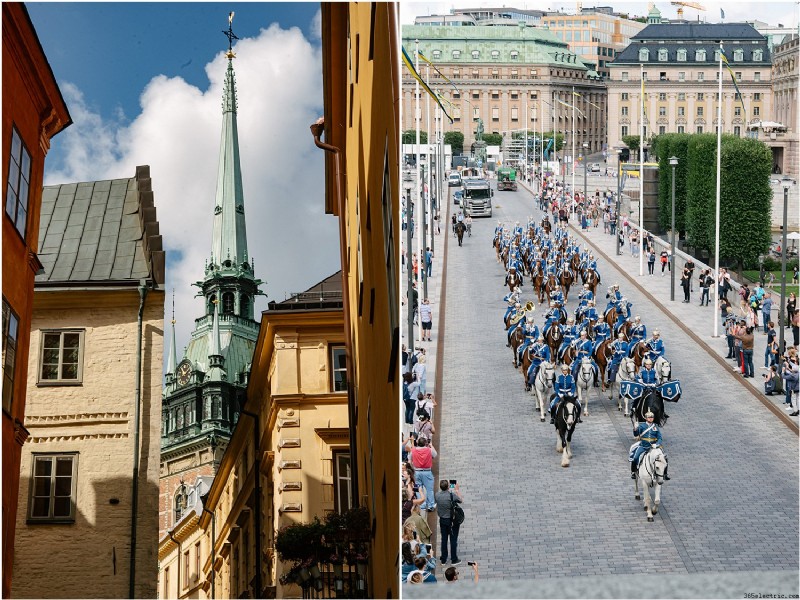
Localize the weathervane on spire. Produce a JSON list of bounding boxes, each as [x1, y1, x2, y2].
[[171, 288, 176, 325], [223, 12, 239, 59]]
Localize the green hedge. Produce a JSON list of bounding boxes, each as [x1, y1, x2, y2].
[[656, 134, 690, 234], [685, 133, 718, 251]]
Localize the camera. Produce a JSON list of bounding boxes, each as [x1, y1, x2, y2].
[[467, 561, 476, 566], [449, 479, 457, 488], [425, 544, 432, 554]]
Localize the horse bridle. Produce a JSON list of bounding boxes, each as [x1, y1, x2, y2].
[[643, 449, 666, 485]]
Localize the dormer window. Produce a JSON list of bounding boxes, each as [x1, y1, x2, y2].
[[511, 50, 519, 60], [491, 50, 500, 59], [753, 49, 763, 61], [677, 48, 687, 62], [432, 50, 441, 59], [714, 49, 721, 62], [471, 50, 480, 59], [733, 48, 743, 61], [453, 50, 461, 59], [658, 48, 668, 61], [696, 49, 706, 61], [638, 47, 650, 62]]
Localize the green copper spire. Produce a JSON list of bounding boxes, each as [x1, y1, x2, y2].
[[210, 55, 248, 269]]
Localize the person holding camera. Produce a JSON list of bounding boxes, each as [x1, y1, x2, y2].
[[405, 436, 437, 511], [414, 411, 435, 440], [444, 562, 479, 583], [435, 480, 463, 566]]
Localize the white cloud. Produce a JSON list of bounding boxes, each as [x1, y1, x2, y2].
[[310, 8, 322, 41], [46, 21, 341, 365]]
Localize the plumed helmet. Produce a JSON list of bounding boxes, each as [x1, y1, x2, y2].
[[550, 301, 556, 307], [635, 316, 641, 323], [653, 329, 661, 336], [645, 410, 655, 418], [561, 364, 570, 372], [584, 284, 590, 289], [645, 358, 653, 366], [618, 332, 625, 339], [537, 335, 544, 342], [613, 283, 619, 289], [568, 317, 575, 323], [515, 302, 521, 308], [580, 329, 587, 336]]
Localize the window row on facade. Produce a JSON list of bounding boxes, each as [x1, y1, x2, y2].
[[636, 47, 764, 62], [620, 92, 763, 101], [417, 66, 594, 81], [619, 124, 745, 136], [618, 70, 764, 82]]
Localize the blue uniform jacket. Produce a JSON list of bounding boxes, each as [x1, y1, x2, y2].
[[611, 340, 629, 362], [529, 343, 551, 364], [646, 338, 664, 359], [634, 422, 662, 449], [555, 373, 577, 396], [637, 368, 658, 385], [629, 323, 647, 341], [574, 338, 593, 358]]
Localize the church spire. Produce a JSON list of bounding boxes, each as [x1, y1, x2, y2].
[[166, 289, 177, 376], [210, 12, 249, 271]]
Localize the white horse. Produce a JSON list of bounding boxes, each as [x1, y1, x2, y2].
[[633, 447, 668, 522], [654, 356, 671, 384], [574, 358, 595, 416], [610, 357, 638, 415], [533, 361, 556, 422]]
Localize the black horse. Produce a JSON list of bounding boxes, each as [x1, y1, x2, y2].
[[455, 221, 467, 246], [630, 386, 677, 427], [552, 394, 580, 467]]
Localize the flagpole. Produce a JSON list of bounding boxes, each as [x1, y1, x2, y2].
[[540, 97, 544, 192], [713, 41, 723, 338], [424, 64, 432, 299], [525, 98, 529, 187], [415, 39, 422, 343], [572, 84, 576, 221], [639, 63, 644, 277]]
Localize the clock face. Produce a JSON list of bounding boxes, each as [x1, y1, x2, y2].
[[177, 361, 192, 386]]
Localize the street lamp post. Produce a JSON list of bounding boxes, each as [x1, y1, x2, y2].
[[582, 142, 589, 216], [778, 176, 794, 369], [421, 165, 428, 299], [669, 156, 679, 301], [405, 182, 415, 353], [615, 148, 622, 256]]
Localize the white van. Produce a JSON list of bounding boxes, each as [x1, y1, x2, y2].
[[448, 172, 462, 187]]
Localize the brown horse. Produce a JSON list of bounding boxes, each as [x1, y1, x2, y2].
[[544, 323, 564, 361], [558, 269, 574, 301], [531, 268, 545, 304], [510, 326, 525, 367], [561, 343, 577, 366], [592, 338, 614, 391], [455, 221, 466, 246], [628, 340, 649, 371], [541, 217, 552, 236], [569, 252, 581, 277], [582, 268, 601, 295], [506, 270, 523, 293], [604, 306, 617, 328], [544, 274, 558, 300]]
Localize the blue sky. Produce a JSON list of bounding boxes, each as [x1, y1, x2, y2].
[[27, 3, 341, 364]]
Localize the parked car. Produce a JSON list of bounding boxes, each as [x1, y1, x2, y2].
[[448, 172, 462, 187], [589, 163, 601, 173], [453, 189, 463, 204]]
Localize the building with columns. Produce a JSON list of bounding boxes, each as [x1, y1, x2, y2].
[[402, 24, 608, 156], [765, 34, 798, 175], [159, 38, 263, 541], [606, 22, 773, 143]]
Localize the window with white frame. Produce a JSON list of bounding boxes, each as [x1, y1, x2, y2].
[[734, 126, 741, 136], [330, 344, 347, 392], [734, 106, 741, 116], [753, 107, 760, 116], [659, 92, 666, 101], [621, 72, 629, 81], [753, 49, 763, 61], [453, 50, 461, 59], [696, 125, 703, 133], [659, 126, 666, 134], [492, 107, 499, 121], [39, 330, 84, 384], [678, 92, 685, 100], [696, 49, 706, 61], [733, 48, 743, 61], [678, 72, 685, 82], [333, 450, 352, 513], [621, 106, 629, 116], [5, 127, 31, 240], [714, 49, 721, 62], [658, 48, 668, 61], [639, 47, 649, 62], [678, 107, 685, 116], [432, 50, 441, 59], [697, 92, 704, 100], [471, 50, 480, 59], [754, 72, 761, 81], [491, 50, 500, 59], [29, 453, 78, 522], [511, 107, 518, 121], [511, 50, 519, 60], [697, 72, 704, 81], [621, 125, 629, 137], [677, 48, 687, 62], [697, 106, 704, 116], [659, 107, 666, 116], [2, 299, 19, 412], [621, 93, 629, 100], [678, 125, 685, 133], [510, 69, 518, 79]]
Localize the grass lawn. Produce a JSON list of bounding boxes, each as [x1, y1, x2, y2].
[[742, 271, 799, 297]]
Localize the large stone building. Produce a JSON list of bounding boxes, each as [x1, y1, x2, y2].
[[401, 24, 607, 156], [539, 7, 647, 78], [159, 36, 263, 541], [764, 34, 798, 175], [607, 22, 773, 143], [13, 166, 165, 598], [2, 5, 71, 594], [320, 3, 400, 597]]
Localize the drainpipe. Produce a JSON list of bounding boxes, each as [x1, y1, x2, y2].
[[239, 408, 262, 598], [168, 530, 182, 597], [201, 504, 216, 600], [130, 280, 149, 598], [310, 118, 359, 507]]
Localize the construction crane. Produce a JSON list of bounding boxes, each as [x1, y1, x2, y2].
[[671, 1, 706, 20]]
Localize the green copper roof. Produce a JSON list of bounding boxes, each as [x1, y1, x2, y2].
[[402, 24, 591, 70], [211, 58, 249, 270]]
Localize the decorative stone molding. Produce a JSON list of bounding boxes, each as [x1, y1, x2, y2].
[[279, 481, 302, 492], [14, 419, 30, 445], [277, 417, 299, 430], [29, 432, 129, 443], [279, 503, 302, 513], [278, 460, 301, 470], [278, 438, 301, 449], [25, 412, 129, 426]]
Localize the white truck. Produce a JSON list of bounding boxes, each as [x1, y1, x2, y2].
[[462, 179, 493, 217]]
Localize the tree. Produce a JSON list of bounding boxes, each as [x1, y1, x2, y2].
[[685, 133, 717, 253], [622, 135, 640, 152], [480, 133, 503, 146], [541, 132, 565, 154], [443, 131, 464, 155], [402, 130, 427, 144]]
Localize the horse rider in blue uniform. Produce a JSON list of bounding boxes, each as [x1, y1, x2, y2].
[[613, 297, 631, 337], [526, 336, 551, 388], [506, 302, 526, 345], [577, 284, 594, 307], [593, 319, 611, 344], [559, 317, 579, 358], [629, 315, 647, 344], [543, 302, 561, 337], [505, 265, 522, 288], [549, 286, 565, 306], [629, 410, 670, 479], [605, 283, 622, 314], [583, 299, 599, 324], [645, 329, 665, 363], [518, 321, 540, 364], [550, 364, 582, 423], [607, 332, 629, 385], [630, 358, 662, 417], [503, 288, 520, 322], [571, 329, 594, 380]]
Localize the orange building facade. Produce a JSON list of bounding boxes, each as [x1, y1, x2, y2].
[[2, 3, 71, 596]]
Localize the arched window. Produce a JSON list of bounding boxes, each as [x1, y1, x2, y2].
[[510, 50, 519, 60], [471, 50, 480, 59], [677, 48, 687, 62], [753, 49, 763, 61], [432, 50, 441, 59], [658, 48, 668, 62], [638, 47, 650, 62], [174, 484, 187, 523], [696, 49, 706, 61], [240, 295, 250, 319], [184, 404, 191, 426], [222, 292, 234, 314], [452, 50, 461, 59], [733, 48, 743, 61], [491, 49, 500, 59]]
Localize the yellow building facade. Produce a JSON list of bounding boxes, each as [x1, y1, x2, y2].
[[319, 3, 400, 598]]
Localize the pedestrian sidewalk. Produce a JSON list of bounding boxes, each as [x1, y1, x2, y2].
[[519, 180, 799, 426]]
